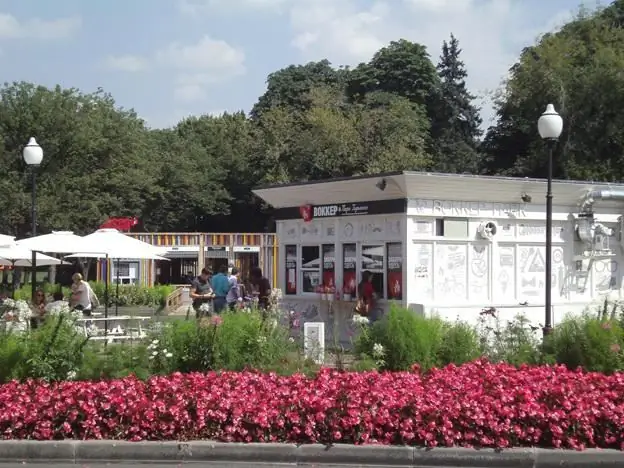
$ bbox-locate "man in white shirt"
[226,267,242,310]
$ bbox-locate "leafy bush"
[548,313,624,374]
[437,321,481,366]
[476,308,542,366]
[11,315,90,382]
[355,304,445,371]
[159,310,294,373]
[78,343,151,381]
[14,282,174,308]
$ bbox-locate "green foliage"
[1,315,90,382]
[159,310,295,373]
[547,312,624,374]
[355,304,445,371]
[476,310,543,366]
[78,343,150,381]
[483,2,624,180]
[437,320,482,366]
[13,282,173,308]
[355,306,481,371]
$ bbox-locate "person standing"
[210,264,229,313]
[70,273,99,316]
[250,266,271,311]
[226,267,242,311]
[190,268,214,319]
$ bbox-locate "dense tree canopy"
[1,1,622,235]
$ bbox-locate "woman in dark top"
[250,267,271,312]
[357,270,375,317]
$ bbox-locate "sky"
[0,0,587,130]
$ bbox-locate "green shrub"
[13,315,90,382]
[212,311,293,371]
[78,343,151,381]
[437,321,481,366]
[476,310,542,366]
[548,313,624,374]
[14,282,174,308]
[159,320,217,373]
[0,332,26,383]
[159,310,295,373]
[355,304,445,371]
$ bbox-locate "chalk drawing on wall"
[413,243,433,300]
[496,245,515,300]
[593,259,618,293]
[469,244,489,300]
[434,243,467,300]
[518,246,565,298]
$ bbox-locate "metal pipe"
[579,188,624,213]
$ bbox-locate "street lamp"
[23,137,43,303]
[537,104,563,337]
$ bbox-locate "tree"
[0,82,158,236]
[251,60,348,118]
[483,2,624,181]
[346,39,440,109]
[429,34,483,174]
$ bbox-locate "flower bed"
[1,360,623,450]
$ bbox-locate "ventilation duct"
[579,188,624,213]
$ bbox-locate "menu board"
[343,243,357,296]
[322,244,335,289]
[285,245,297,295]
[387,243,403,300]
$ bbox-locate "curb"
[0,440,622,466]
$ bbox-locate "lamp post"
[537,104,563,337]
[23,137,43,302]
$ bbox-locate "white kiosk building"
[254,172,624,342]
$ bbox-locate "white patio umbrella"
[16,231,94,254]
[0,245,64,267]
[0,234,16,246]
[66,228,168,317]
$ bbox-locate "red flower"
[0,361,623,450]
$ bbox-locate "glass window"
[343,243,357,298]
[361,244,384,299]
[386,243,403,300]
[301,245,321,293]
[322,244,336,290]
[285,245,297,295]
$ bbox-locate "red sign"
[299,204,312,222]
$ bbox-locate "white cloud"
[102,54,148,72]
[155,35,246,102]
[279,0,570,127]
[156,36,245,76]
[178,0,289,15]
[0,13,81,40]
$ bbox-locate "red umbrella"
[99,217,138,232]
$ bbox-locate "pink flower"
[610,343,621,353]
[602,321,612,330]
[0,360,622,451]
[210,316,223,326]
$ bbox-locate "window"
[386,243,403,300]
[301,245,321,293]
[343,243,357,297]
[285,245,297,295]
[361,244,385,299]
[322,244,336,289]
[116,262,130,277]
[435,218,469,238]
